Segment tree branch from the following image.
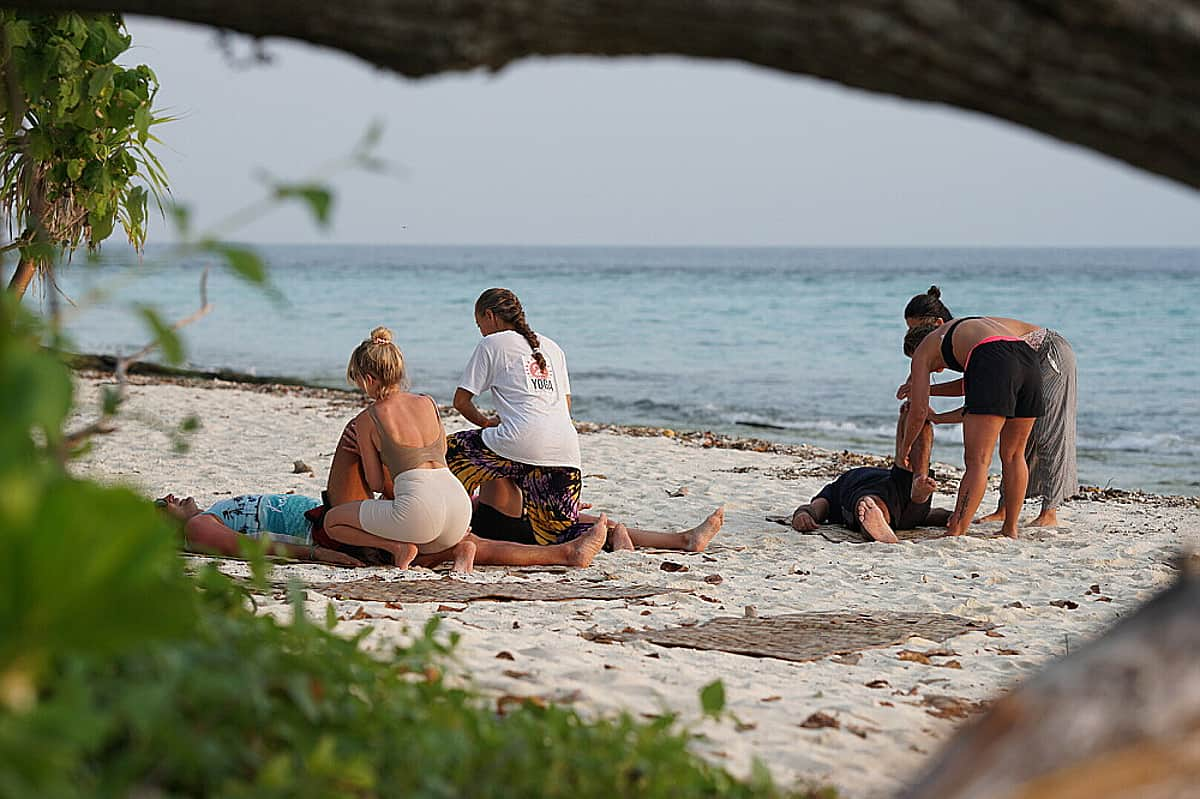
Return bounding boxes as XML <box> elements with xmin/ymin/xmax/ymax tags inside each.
<box><xmin>62</xmin><ymin>267</ymin><xmax>212</xmax><ymax>450</ymax></box>
<box><xmin>10</xmin><ymin>1</ymin><xmax>1200</xmax><ymax>190</ymax></box>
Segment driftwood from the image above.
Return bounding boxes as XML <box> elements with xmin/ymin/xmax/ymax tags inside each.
<box><xmin>896</xmin><ymin>556</ymin><xmax>1200</xmax><ymax>799</ymax></box>
<box><xmin>11</xmin><ymin>1</ymin><xmax>1200</xmax><ymax>191</ymax></box>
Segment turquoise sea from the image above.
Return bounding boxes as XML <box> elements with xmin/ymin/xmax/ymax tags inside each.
<box><xmin>46</xmin><ymin>245</ymin><xmax>1200</xmax><ymax>496</ymax></box>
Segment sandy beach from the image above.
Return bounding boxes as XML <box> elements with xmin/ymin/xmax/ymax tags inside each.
<box><xmin>72</xmin><ymin>373</ymin><xmax>1200</xmax><ymax>798</ymax></box>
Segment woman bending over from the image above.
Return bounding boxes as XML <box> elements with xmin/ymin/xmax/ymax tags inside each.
<box><xmin>903</xmin><ymin>286</ymin><xmax>1077</xmax><ymax>526</ymax></box>
<box><xmin>902</xmin><ymin>316</ymin><xmax>1044</xmax><ymax>538</ymax></box>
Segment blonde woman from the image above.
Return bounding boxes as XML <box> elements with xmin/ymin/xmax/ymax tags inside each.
<box><xmin>324</xmin><ymin>327</ymin><xmax>476</xmax><ymax>571</ymax></box>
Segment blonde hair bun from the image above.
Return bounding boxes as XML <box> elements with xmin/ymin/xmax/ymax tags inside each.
<box><xmin>369</xmin><ymin>326</ymin><xmax>394</xmax><ymax>344</ymax></box>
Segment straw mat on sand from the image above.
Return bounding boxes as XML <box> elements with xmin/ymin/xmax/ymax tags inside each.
<box><xmin>310</xmin><ymin>577</ymin><xmax>674</xmax><ymax>604</ymax></box>
<box><xmin>607</xmin><ymin>611</ymin><xmax>993</xmax><ymax>662</ymax></box>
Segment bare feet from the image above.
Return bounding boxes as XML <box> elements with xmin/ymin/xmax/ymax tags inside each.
<box><xmin>911</xmin><ymin>473</ymin><xmax>937</xmax><ymax>504</ymax></box>
<box><xmin>683</xmin><ymin>506</ymin><xmax>725</xmax><ymax>552</ymax></box>
<box><xmin>564</xmin><ymin>513</ymin><xmax>608</xmax><ymax>568</ymax></box>
<box><xmin>389</xmin><ymin>541</ymin><xmax>419</xmax><ymax>569</ymax></box>
<box><xmin>856</xmin><ymin>497</ymin><xmax>899</xmax><ymax>544</ymax></box>
<box><xmin>609</xmin><ymin>523</ymin><xmax>635</xmax><ymax>552</ymax></box>
<box><xmin>974</xmin><ymin>507</ymin><xmax>1005</xmax><ymax>524</ymax></box>
<box><xmin>1029</xmin><ymin>508</ymin><xmax>1059</xmax><ymax>527</ymax></box>
<box><xmin>450</xmin><ymin>538</ymin><xmax>476</xmax><ymax>574</ymax></box>
<box><xmin>945</xmin><ymin>513</ymin><xmax>968</xmax><ymax>536</ymax></box>
<box><xmin>1001</xmin><ymin>523</ymin><xmax>1020</xmax><ymax>539</ymax></box>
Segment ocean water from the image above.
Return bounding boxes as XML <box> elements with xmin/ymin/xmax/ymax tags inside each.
<box><xmin>47</xmin><ymin>245</ymin><xmax>1200</xmax><ymax>496</ymax></box>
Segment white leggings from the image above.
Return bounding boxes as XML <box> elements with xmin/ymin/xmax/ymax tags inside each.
<box><xmin>357</xmin><ymin>468</ymin><xmax>472</xmax><ymax>554</ymax></box>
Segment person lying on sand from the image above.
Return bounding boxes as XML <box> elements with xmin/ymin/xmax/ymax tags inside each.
<box><xmin>157</xmin><ymin>493</ymin><xmax>365</xmax><ymax>566</ymax></box>
<box><xmin>790</xmin><ymin>404</ymin><xmax>950</xmax><ymax>543</ymax></box>
<box><xmin>471</xmin><ymin>478</ymin><xmax>724</xmax><ymax>553</ymax></box>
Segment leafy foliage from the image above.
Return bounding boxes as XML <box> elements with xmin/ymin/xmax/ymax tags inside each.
<box><xmin>0</xmin><ymin>12</ymin><xmax>171</xmax><ymax>294</ymax></box>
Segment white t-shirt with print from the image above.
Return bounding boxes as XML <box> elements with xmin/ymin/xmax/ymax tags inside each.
<box><xmin>458</xmin><ymin>330</ymin><xmax>580</xmax><ymax>469</ymax></box>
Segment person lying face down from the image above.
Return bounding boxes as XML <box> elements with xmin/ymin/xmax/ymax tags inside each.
<box><xmin>789</xmin><ymin>405</ymin><xmax>951</xmax><ymax>543</ymax></box>
<box><xmin>157</xmin><ymin>493</ymin><xmax>364</xmax><ymax>566</ymax></box>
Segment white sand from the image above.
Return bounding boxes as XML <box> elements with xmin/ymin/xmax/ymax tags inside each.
<box><xmin>72</xmin><ymin>375</ymin><xmax>1200</xmax><ymax>798</ymax></box>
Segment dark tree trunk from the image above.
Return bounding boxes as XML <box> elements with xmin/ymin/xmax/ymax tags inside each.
<box><xmin>10</xmin><ymin>1</ymin><xmax>1200</xmax><ymax>190</ymax></box>
<box><xmin>897</xmin><ymin>556</ymin><xmax>1200</xmax><ymax>799</ymax></box>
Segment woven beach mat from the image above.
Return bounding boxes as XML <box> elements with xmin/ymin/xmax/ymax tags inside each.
<box><xmin>309</xmin><ymin>577</ymin><xmax>676</xmax><ymax>604</ymax></box>
<box><xmin>601</xmin><ymin>611</ymin><xmax>993</xmax><ymax>663</ymax></box>
<box><xmin>766</xmin><ymin>515</ymin><xmax>963</xmax><ymax>543</ymax></box>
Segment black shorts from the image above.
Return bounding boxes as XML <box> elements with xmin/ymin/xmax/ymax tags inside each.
<box><xmin>470</xmin><ymin>502</ymin><xmax>539</xmax><ymax>546</ymax></box>
<box><xmin>814</xmin><ymin>466</ymin><xmax>931</xmax><ymax>531</ymax></box>
<box><xmin>964</xmin><ymin>340</ymin><xmax>1045</xmax><ymax>418</ymax></box>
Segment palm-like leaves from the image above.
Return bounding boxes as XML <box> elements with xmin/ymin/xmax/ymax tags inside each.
<box><xmin>0</xmin><ymin>12</ymin><xmax>170</xmax><ymax>297</ymax></box>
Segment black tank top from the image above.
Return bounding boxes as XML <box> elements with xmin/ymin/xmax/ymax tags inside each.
<box><xmin>940</xmin><ymin>317</ymin><xmax>979</xmax><ymax>373</ymax></box>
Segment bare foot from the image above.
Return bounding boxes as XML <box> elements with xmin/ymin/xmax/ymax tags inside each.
<box><xmin>856</xmin><ymin>498</ymin><xmax>899</xmax><ymax>544</ymax></box>
<box><xmin>564</xmin><ymin>513</ymin><xmax>608</xmax><ymax>568</ymax></box>
<box><xmin>683</xmin><ymin>506</ymin><xmax>724</xmax><ymax>552</ymax></box>
<box><xmin>609</xmin><ymin>523</ymin><xmax>635</xmax><ymax>552</ymax></box>
<box><xmin>390</xmin><ymin>541</ymin><xmax>419</xmax><ymax>569</ymax></box>
<box><xmin>1001</xmin><ymin>524</ymin><xmax>1020</xmax><ymax>539</ymax></box>
<box><xmin>911</xmin><ymin>474</ymin><xmax>936</xmax><ymax>504</ymax></box>
<box><xmin>974</xmin><ymin>508</ymin><xmax>1005</xmax><ymax>524</ymax></box>
<box><xmin>945</xmin><ymin>513</ymin><xmax>968</xmax><ymax>537</ymax></box>
<box><xmin>1029</xmin><ymin>508</ymin><xmax>1059</xmax><ymax>527</ymax></box>
<box><xmin>450</xmin><ymin>538</ymin><xmax>476</xmax><ymax>573</ymax></box>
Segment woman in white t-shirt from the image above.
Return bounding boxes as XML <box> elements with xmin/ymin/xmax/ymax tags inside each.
<box><xmin>448</xmin><ymin>288</ymin><xmax>592</xmax><ymax>546</ymax></box>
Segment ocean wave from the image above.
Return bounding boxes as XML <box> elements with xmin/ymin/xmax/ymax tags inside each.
<box><xmin>1080</xmin><ymin>432</ymin><xmax>1197</xmax><ymax>455</ymax></box>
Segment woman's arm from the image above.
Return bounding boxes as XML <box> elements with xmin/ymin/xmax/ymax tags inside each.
<box><xmin>930</xmin><ymin>407</ymin><xmax>966</xmax><ymax>425</ymax></box>
<box><xmin>453</xmin><ymin>387</ymin><xmax>499</xmax><ymax>428</ymax></box>
<box><xmin>899</xmin><ymin>349</ymin><xmax>934</xmax><ymax>467</ymax></box>
<box><xmin>931</xmin><ymin>378</ymin><xmax>964</xmax><ymax>397</ymax></box>
<box><xmin>357</xmin><ymin>413</ymin><xmax>393</xmax><ymax>498</ymax></box>
<box><xmin>184</xmin><ymin>514</ymin><xmax>356</xmax><ymax>564</ymax></box>
<box><xmin>899</xmin><ymin>377</ymin><xmax>964</xmax><ymax>399</ymax></box>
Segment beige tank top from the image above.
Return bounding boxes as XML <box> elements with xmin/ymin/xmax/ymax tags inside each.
<box><xmin>368</xmin><ymin>396</ymin><xmax>448</xmax><ymax>475</ymax></box>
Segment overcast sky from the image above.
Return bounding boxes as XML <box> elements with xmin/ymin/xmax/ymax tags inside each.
<box><xmin>125</xmin><ymin>16</ymin><xmax>1200</xmax><ymax>247</ymax></box>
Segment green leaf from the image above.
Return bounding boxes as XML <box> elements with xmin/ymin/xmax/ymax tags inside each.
<box><xmin>101</xmin><ymin>386</ymin><xmax>122</xmax><ymax>416</ymax></box>
<box><xmin>699</xmin><ymin>680</ymin><xmax>726</xmax><ymax>717</ymax></box>
<box><xmin>87</xmin><ymin>63</ymin><xmax>116</xmax><ymax>99</ymax></box>
<box><xmin>133</xmin><ymin>103</ymin><xmax>150</xmax><ymax>144</ymax></box>
<box><xmin>357</xmin><ymin>119</ymin><xmax>384</xmax><ymax>153</ymax></box>
<box><xmin>274</xmin><ymin>183</ymin><xmax>334</xmax><ymax>228</ymax></box>
<box><xmin>214</xmin><ymin>244</ymin><xmax>267</xmax><ymax>285</ymax></box>
<box><xmin>6</xmin><ymin>19</ymin><xmax>32</xmax><ymax>48</ymax></box>
<box><xmin>135</xmin><ymin>306</ymin><xmax>184</xmax><ymax>365</ymax></box>
<box><xmin>167</xmin><ymin>203</ymin><xmax>190</xmax><ymax>236</ymax></box>
<box><xmin>87</xmin><ymin>208</ymin><xmax>115</xmax><ymax>244</ymax></box>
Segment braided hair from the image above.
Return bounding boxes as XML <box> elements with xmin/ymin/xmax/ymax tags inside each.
<box><xmin>475</xmin><ymin>288</ymin><xmax>547</xmax><ymax>372</ymax></box>
<box><xmin>904</xmin><ymin>285</ymin><xmax>954</xmax><ymax>323</ymax></box>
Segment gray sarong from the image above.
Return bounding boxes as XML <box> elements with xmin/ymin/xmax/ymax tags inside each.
<box><xmin>1024</xmin><ymin>330</ymin><xmax>1078</xmax><ymax>509</ymax></box>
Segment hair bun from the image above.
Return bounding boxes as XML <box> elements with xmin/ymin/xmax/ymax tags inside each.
<box><xmin>927</xmin><ymin>286</ymin><xmax>941</xmax><ymax>299</ymax></box>
<box><xmin>369</xmin><ymin>326</ymin><xmax>394</xmax><ymax>344</ymax></box>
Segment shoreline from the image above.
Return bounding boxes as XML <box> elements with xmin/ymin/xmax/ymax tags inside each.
<box><xmin>67</xmin><ymin>372</ymin><xmax>1200</xmax><ymax>797</ymax></box>
<box><xmin>73</xmin><ymin>357</ymin><xmax>1200</xmax><ymax>509</ymax></box>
